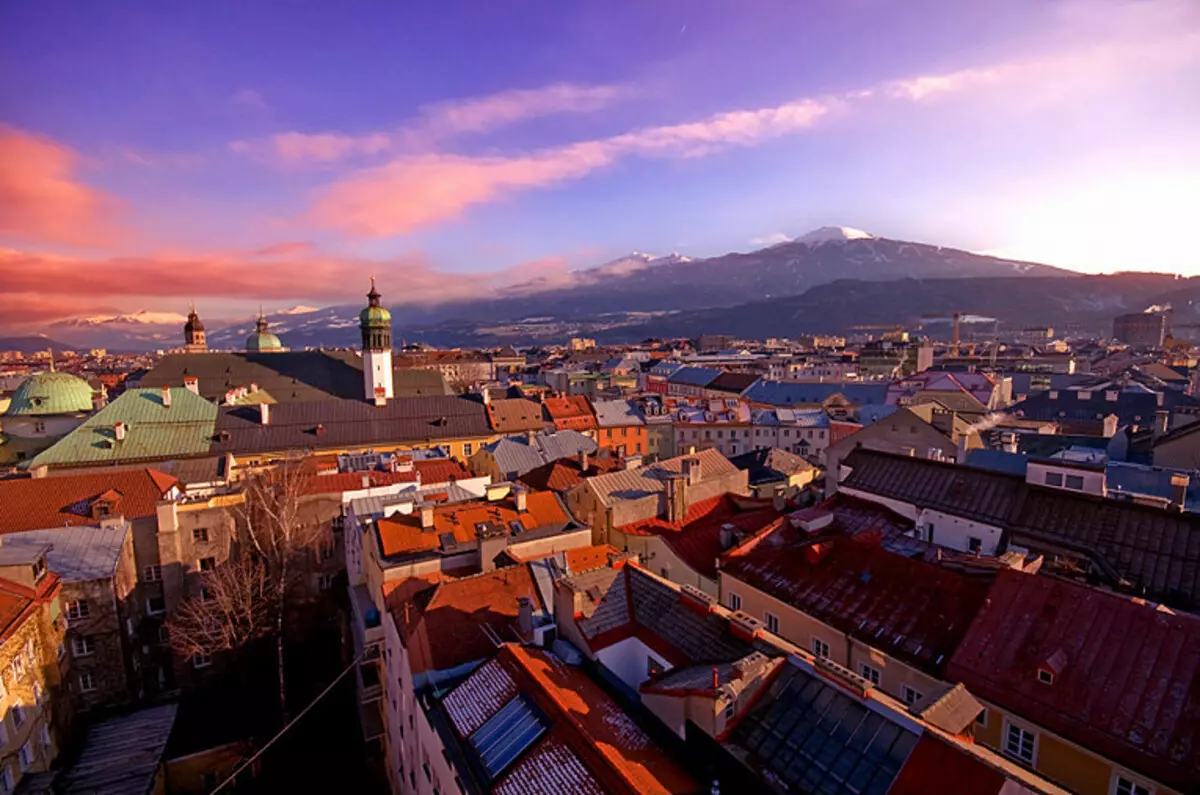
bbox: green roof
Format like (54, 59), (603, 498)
(30, 387), (217, 468)
(5, 372), (94, 416)
(246, 331), (284, 352)
(359, 305), (391, 325)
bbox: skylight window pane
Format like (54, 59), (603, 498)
(468, 695), (547, 780)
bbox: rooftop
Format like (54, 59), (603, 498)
(728, 447), (816, 485)
(517, 454), (621, 493)
(947, 569), (1200, 792)
(580, 448), (740, 509)
(485, 397), (545, 434)
(591, 399), (646, 428)
(38, 704), (178, 795)
(0, 469), (178, 533)
(2, 522), (129, 582)
(478, 430), (597, 479)
(440, 644), (696, 794)
(4, 371), (94, 416)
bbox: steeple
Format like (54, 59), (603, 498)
(360, 277), (394, 404)
(184, 303), (208, 353)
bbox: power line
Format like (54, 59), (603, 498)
(209, 651), (364, 794)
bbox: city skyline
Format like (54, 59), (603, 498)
(2, 0), (1199, 329)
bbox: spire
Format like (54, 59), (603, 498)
(367, 276), (381, 307)
(256, 305), (269, 333)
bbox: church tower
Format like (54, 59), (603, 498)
(360, 278), (393, 405)
(183, 304), (208, 353)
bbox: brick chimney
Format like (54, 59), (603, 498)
(682, 456), (702, 486)
(513, 484), (528, 512)
(664, 473), (687, 523)
(418, 501), (435, 529)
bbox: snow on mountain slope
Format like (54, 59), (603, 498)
(795, 226), (875, 244)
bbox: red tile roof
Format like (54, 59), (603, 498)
(489, 644), (697, 795)
(0, 590), (30, 645)
(517, 455), (621, 493)
(0, 469), (179, 533)
(564, 544), (621, 573)
(888, 735), (1008, 795)
(388, 566), (540, 674)
(721, 497), (992, 676)
(617, 494), (784, 579)
(298, 470), (418, 495)
(828, 420), (862, 447)
(946, 569), (1200, 792)
(413, 458), (471, 485)
(376, 492), (570, 558)
(543, 396), (597, 431)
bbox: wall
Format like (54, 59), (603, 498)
(824, 410), (957, 498)
(596, 425), (647, 457)
(1156, 431), (1200, 470)
(0, 604), (61, 791)
(595, 636), (672, 691)
(1026, 461), (1106, 497)
(612, 534), (718, 596)
(922, 509), (1005, 556)
(165, 743), (248, 794)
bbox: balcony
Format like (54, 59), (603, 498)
(360, 658), (383, 702)
(349, 582), (384, 652)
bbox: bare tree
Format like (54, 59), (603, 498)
(167, 459), (318, 720)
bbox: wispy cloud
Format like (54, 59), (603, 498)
(0, 125), (125, 247)
(231, 82), (627, 167)
(311, 98), (831, 237)
(230, 88), (270, 112)
(750, 233), (791, 247)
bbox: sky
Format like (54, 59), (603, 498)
(2, 0), (1199, 330)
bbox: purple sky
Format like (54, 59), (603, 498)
(1, 0), (1198, 327)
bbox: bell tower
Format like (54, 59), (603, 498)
(360, 278), (394, 404)
(184, 303), (208, 353)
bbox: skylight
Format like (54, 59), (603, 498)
(469, 695), (547, 780)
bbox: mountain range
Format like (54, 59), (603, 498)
(26, 226), (1186, 350)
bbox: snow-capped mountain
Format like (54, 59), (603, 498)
(795, 226), (875, 244)
(38, 228), (1076, 350)
(60, 310), (190, 327)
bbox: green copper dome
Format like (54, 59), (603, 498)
(246, 314), (284, 353)
(5, 372), (94, 416)
(359, 304), (391, 325)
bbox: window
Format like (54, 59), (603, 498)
(18, 743), (32, 772)
(147, 596), (166, 615)
(902, 685), (923, 706)
(79, 672), (96, 692)
(967, 536), (982, 553)
(143, 564), (162, 582)
(10, 657), (24, 679)
(31, 557), (46, 582)
(192, 651), (213, 669)
(727, 592), (742, 611)
(724, 697), (736, 720)
(11, 705), (23, 728)
(647, 657), (664, 678)
(1065, 474), (1084, 490)
(1, 767), (12, 793)
(976, 709), (988, 728)
(72, 635), (95, 656)
(1044, 472), (1063, 487)
(66, 599), (90, 621)
(764, 612), (779, 634)
(34, 421), (46, 434)
(859, 664), (881, 685)
(1038, 669), (1054, 684)
(23, 639), (34, 667)
(39, 725), (50, 750)
(158, 625), (170, 644)
(201, 587), (215, 603)
(1114, 776), (1152, 795)
(199, 557), (216, 572)
(318, 573), (335, 591)
(192, 527), (209, 543)
(812, 638), (830, 659)
(1004, 723), (1036, 764)
(320, 543), (335, 561)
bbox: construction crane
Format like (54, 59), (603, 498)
(920, 312), (1002, 364)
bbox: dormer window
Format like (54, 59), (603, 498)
(31, 556), (46, 582)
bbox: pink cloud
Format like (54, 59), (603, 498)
(0, 125), (125, 247)
(310, 98), (830, 237)
(234, 82), (625, 167)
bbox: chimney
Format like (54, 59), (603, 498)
(664, 473), (687, 523)
(513, 484), (528, 512)
(259, 403), (271, 425)
(374, 385), (388, 407)
(482, 389), (491, 406)
(682, 456), (702, 486)
(525, 429), (537, 443)
(361, 474), (371, 489)
(184, 376), (199, 395)
(711, 667), (720, 690)
(578, 448), (589, 471)
(772, 487), (786, 513)
(114, 421), (127, 442)
(956, 433), (969, 463)
(517, 596), (533, 637)
(161, 386), (171, 407)
(1171, 473), (1190, 510)
(418, 501), (435, 529)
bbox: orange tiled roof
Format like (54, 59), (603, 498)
(412, 458), (471, 485)
(376, 491), (569, 558)
(0, 590), (30, 645)
(565, 544), (621, 573)
(390, 566), (539, 673)
(543, 396), (597, 430)
(0, 469), (179, 533)
(499, 644), (697, 795)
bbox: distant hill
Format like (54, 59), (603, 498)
(0, 335), (78, 354)
(594, 272), (1196, 342)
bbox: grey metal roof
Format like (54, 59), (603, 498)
(2, 523), (129, 582)
(47, 704), (178, 795)
(582, 448), (738, 507)
(668, 366), (723, 387)
(590, 399), (646, 428)
(139, 350), (451, 403)
(212, 395), (493, 455)
(481, 431), (596, 479)
(743, 379), (890, 407)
